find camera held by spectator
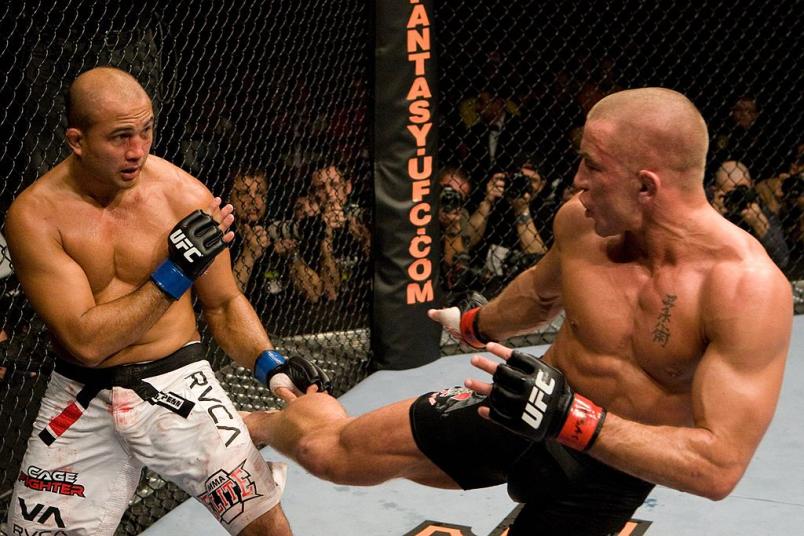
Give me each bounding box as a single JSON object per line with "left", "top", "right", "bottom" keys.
{"left": 440, "top": 186, "right": 464, "bottom": 214}
{"left": 721, "top": 184, "right": 759, "bottom": 222}
{"left": 713, "top": 160, "right": 790, "bottom": 268}
{"left": 267, "top": 217, "right": 326, "bottom": 243}
{"left": 504, "top": 170, "right": 532, "bottom": 201}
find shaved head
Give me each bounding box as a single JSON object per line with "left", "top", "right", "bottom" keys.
{"left": 66, "top": 67, "right": 151, "bottom": 130}
{"left": 587, "top": 88, "right": 709, "bottom": 177}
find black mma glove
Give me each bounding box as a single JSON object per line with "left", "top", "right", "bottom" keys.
{"left": 151, "top": 210, "right": 228, "bottom": 300}
{"left": 254, "top": 350, "right": 332, "bottom": 395}
{"left": 488, "top": 350, "right": 606, "bottom": 451}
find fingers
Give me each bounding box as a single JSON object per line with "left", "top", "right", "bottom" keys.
{"left": 274, "top": 386, "right": 299, "bottom": 402}
{"left": 464, "top": 376, "right": 493, "bottom": 397}
{"left": 470, "top": 355, "right": 500, "bottom": 375}
{"left": 207, "top": 196, "right": 236, "bottom": 242}
{"left": 207, "top": 196, "right": 221, "bottom": 217}
{"left": 477, "top": 406, "right": 491, "bottom": 420}
{"left": 486, "top": 341, "right": 514, "bottom": 360}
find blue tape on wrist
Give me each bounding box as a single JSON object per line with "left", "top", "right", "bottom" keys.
{"left": 254, "top": 350, "right": 287, "bottom": 385}
{"left": 151, "top": 260, "right": 193, "bottom": 300}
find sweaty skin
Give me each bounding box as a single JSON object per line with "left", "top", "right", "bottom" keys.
{"left": 246, "top": 88, "right": 792, "bottom": 504}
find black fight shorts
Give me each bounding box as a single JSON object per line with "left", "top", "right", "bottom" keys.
{"left": 410, "top": 387, "right": 655, "bottom": 536}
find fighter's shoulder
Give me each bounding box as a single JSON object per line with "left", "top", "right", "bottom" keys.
{"left": 702, "top": 243, "right": 791, "bottom": 321}
{"left": 144, "top": 156, "right": 214, "bottom": 212}
{"left": 552, "top": 196, "right": 594, "bottom": 243}
{"left": 5, "top": 177, "right": 60, "bottom": 238}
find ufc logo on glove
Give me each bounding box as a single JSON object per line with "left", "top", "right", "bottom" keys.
{"left": 169, "top": 229, "right": 203, "bottom": 262}
{"left": 521, "top": 371, "right": 555, "bottom": 430}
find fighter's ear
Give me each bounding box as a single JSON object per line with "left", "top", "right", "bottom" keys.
{"left": 65, "top": 127, "right": 83, "bottom": 156}
{"left": 637, "top": 169, "right": 659, "bottom": 202}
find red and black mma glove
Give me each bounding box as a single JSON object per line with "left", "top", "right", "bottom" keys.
{"left": 455, "top": 291, "right": 491, "bottom": 350}
{"left": 254, "top": 350, "right": 333, "bottom": 395}
{"left": 488, "top": 350, "right": 606, "bottom": 451}
{"left": 151, "top": 210, "right": 228, "bottom": 300}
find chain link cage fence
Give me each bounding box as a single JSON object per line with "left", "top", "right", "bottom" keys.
{"left": 0, "top": 0, "right": 802, "bottom": 533}
{"left": 435, "top": 0, "right": 804, "bottom": 337}
{"left": 0, "top": 1, "right": 371, "bottom": 533}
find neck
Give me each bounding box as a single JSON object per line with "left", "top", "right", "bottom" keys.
{"left": 66, "top": 155, "right": 129, "bottom": 207}
{"left": 626, "top": 190, "right": 715, "bottom": 266}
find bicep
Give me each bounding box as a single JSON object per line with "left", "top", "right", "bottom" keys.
{"left": 194, "top": 247, "right": 243, "bottom": 310}
{"left": 693, "top": 278, "right": 791, "bottom": 462}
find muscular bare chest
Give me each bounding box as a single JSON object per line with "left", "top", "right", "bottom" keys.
{"left": 560, "top": 245, "right": 706, "bottom": 383}
{"left": 58, "top": 193, "right": 175, "bottom": 296}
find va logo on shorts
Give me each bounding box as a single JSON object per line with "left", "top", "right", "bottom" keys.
{"left": 199, "top": 460, "right": 262, "bottom": 525}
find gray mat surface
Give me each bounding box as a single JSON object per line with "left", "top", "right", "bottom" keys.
{"left": 144, "top": 315, "right": 804, "bottom": 535}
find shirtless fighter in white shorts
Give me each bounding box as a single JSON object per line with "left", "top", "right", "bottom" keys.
{"left": 2, "top": 67, "right": 329, "bottom": 536}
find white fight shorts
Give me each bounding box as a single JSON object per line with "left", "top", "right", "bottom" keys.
{"left": 4, "top": 343, "right": 285, "bottom": 536}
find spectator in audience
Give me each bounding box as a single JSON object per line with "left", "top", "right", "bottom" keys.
{"left": 437, "top": 167, "right": 504, "bottom": 302}
{"left": 229, "top": 169, "right": 271, "bottom": 289}
{"left": 576, "top": 56, "right": 622, "bottom": 119}
{"left": 518, "top": 66, "right": 585, "bottom": 196}
{"left": 755, "top": 142, "right": 804, "bottom": 215}
{"left": 470, "top": 161, "right": 551, "bottom": 298}
{"left": 438, "top": 167, "right": 505, "bottom": 263}
{"left": 712, "top": 160, "right": 790, "bottom": 268}
{"left": 710, "top": 95, "right": 787, "bottom": 183}
{"left": 275, "top": 165, "right": 370, "bottom": 305}
{"left": 455, "top": 49, "right": 520, "bottom": 130}
{"left": 770, "top": 148, "right": 804, "bottom": 277}
{"left": 778, "top": 173, "right": 803, "bottom": 276}
{"left": 455, "top": 90, "right": 537, "bottom": 192}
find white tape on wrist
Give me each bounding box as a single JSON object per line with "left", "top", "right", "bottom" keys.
{"left": 269, "top": 373, "right": 299, "bottom": 396}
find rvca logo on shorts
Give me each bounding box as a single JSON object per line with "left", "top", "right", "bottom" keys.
{"left": 185, "top": 370, "right": 241, "bottom": 447}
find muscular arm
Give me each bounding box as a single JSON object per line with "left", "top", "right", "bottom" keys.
{"left": 475, "top": 202, "right": 574, "bottom": 340}
{"left": 588, "top": 263, "right": 792, "bottom": 499}
{"left": 196, "top": 247, "right": 274, "bottom": 369}
{"left": 4, "top": 202, "right": 173, "bottom": 366}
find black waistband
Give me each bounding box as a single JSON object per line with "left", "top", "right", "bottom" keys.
{"left": 54, "top": 343, "right": 206, "bottom": 389}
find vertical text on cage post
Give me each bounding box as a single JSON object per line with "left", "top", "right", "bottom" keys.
{"left": 405, "top": 0, "right": 435, "bottom": 305}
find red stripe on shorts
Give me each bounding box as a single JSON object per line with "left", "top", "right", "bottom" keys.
{"left": 49, "top": 402, "right": 84, "bottom": 437}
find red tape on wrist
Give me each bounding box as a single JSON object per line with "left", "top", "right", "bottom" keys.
{"left": 557, "top": 394, "right": 607, "bottom": 451}
{"left": 459, "top": 307, "right": 488, "bottom": 349}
